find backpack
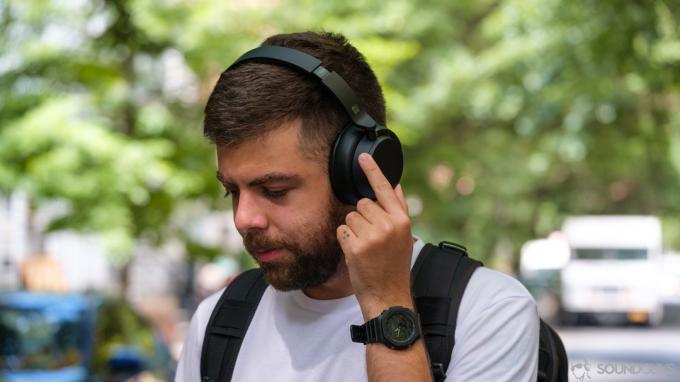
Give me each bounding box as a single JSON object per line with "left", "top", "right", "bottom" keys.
{"left": 200, "top": 241, "right": 568, "bottom": 382}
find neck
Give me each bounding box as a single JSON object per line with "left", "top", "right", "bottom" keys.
{"left": 302, "top": 258, "right": 353, "bottom": 300}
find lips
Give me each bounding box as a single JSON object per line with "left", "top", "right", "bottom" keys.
{"left": 255, "top": 248, "right": 283, "bottom": 263}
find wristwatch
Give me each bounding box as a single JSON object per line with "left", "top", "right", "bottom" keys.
{"left": 350, "top": 306, "right": 421, "bottom": 350}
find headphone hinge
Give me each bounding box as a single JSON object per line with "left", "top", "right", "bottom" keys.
{"left": 366, "top": 127, "right": 377, "bottom": 140}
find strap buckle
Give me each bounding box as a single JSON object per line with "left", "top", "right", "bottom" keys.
{"left": 438, "top": 241, "right": 468, "bottom": 255}
{"left": 431, "top": 362, "right": 447, "bottom": 381}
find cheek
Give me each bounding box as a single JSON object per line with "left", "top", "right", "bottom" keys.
{"left": 283, "top": 206, "right": 319, "bottom": 228}
{"left": 275, "top": 194, "right": 334, "bottom": 231}
{"left": 293, "top": 179, "right": 334, "bottom": 211}
{"left": 265, "top": 201, "right": 312, "bottom": 233}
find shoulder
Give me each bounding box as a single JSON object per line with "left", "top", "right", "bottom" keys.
{"left": 445, "top": 267, "right": 539, "bottom": 380}
{"left": 174, "top": 288, "right": 226, "bottom": 381}
{"left": 183, "top": 278, "right": 276, "bottom": 351}
{"left": 458, "top": 266, "right": 538, "bottom": 334}
{"left": 463, "top": 266, "right": 535, "bottom": 311}
{"left": 192, "top": 288, "right": 226, "bottom": 345}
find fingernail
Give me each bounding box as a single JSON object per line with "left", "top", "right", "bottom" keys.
{"left": 359, "top": 153, "right": 369, "bottom": 162}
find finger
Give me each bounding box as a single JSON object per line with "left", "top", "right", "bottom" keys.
{"left": 358, "top": 153, "right": 401, "bottom": 214}
{"left": 336, "top": 224, "right": 357, "bottom": 254}
{"left": 337, "top": 224, "right": 357, "bottom": 243}
{"left": 345, "top": 210, "right": 372, "bottom": 238}
{"left": 395, "top": 184, "right": 409, "bottom": 215}
{"left": 356, "top": 197, "right": 388, "bottom": 224}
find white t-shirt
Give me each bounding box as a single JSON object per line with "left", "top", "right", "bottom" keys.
{"left": 176, "top": 239, "right": 539, "bottom": 381}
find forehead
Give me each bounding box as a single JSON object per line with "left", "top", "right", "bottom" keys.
{"left": 216, "top": 119, "right": 322, "bottom": 182}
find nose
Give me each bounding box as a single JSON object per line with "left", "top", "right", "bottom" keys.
{"left": 233, "top": 191, "right": 268, "bottom": 234}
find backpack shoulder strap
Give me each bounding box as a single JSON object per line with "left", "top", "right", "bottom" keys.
{"left": 200, "top": 268, "right": 268, "bottom": 382}
{"left": 538, "top": 319, "right": 569, "bottom": 382}
{"left": 411, "top": 241, "right": 483, "bottom": 382}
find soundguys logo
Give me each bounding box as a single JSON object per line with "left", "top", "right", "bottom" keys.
{"left": 569, "top": 360, "right": 677, "bottom": 380}
{"left": 571, "top": 360, "right": 591, "bottom": 381}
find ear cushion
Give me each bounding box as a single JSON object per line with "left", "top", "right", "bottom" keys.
{"left": 330, "top": 124, "right": 363, "bottom": 204}
{"left": 330, "top": 124, "right": 403, "bottom": 205}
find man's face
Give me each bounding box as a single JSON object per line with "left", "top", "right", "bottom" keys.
{"left": 216, "top": 119, "right": 350, "bottom": 290}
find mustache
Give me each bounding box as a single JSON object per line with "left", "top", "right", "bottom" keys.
{"left": 243, "top": 232, "right": 291, "bottom": 254}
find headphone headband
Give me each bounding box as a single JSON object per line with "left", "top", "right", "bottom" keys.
{"left": 228, "top": 45, "right": 378, "bottom": 131}
{"left": 225, "top": 44, "right": 403, "bottom": 205}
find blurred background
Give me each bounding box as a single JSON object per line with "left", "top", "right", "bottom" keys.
{"left": 1, "top": 0, "right": 680, "bottom": 381}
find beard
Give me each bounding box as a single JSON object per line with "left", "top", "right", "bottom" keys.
{"left": 242, "top": 196, "right": 350, "bottom": 291}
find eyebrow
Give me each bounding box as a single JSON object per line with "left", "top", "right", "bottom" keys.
{"left": 216, "top": 171, "right": 303, "bottom": 188}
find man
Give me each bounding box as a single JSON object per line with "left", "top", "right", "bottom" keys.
{"left": 176, "top": 31, "right": 538, "bottom": 381}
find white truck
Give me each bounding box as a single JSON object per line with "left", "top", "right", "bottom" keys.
{"left": 560, "top": 215, "right": 664, "bottom": 326}
{"left": 519, "top": 234, "right": 571, "bottom": 323}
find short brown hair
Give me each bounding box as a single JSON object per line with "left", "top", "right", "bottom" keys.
{"left": 203, "top": 31, "right": 386, "bottom": 167}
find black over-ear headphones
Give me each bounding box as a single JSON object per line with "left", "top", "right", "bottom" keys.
{"left": 227, "top": 45, "right": 403, "bottom": 205}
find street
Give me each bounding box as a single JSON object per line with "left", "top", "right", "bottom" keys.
{"left": 558, "top": 310, "right": 680, "bottom": 382}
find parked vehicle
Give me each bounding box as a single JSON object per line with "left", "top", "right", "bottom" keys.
{"left": 519, "top": 234, "right": 570, "bottom": 323}
{"left": 660, "top": 252, "right": 680, "bottom": 306}
{"left": 560, "top": 215, "right": 664, "bottom": 326}
{"left": 0, "top": 291, "right": 174, "bottom": 382}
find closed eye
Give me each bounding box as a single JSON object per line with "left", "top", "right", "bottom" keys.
{"left": 262, "top": 189, "right": 288, "bottom": 199}
{"left": 221, "top": 187, "right": 288, "bottom": 200}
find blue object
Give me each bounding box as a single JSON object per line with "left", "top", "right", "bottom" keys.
{"left": 0, "top": 292, "right": 97, "bottom": 382}
{"left": 1, "top": 365, "right": 88, "bottom": 382}
{"left": 0, "top": 291, "right": 174, "bottom": 381}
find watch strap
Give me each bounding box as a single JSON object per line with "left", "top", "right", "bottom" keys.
{"left": 350, "top": 317, "right": 383, "bottom": 344}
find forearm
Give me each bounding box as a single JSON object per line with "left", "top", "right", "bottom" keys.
{"left": 366, "top": 337, "right": 433, "bottom": 382}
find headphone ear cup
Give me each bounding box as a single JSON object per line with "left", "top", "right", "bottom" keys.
{"left": 352, "top": 130, "right": 403, "bottom": 200}
{"left": 330, "top": 125, "right": 403, "bottom": 205}
{"left": 330, "top": 124, "right": 364, "bottom": 205}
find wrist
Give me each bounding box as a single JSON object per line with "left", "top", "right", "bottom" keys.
{"left": 351, "top": 306, "right": 422, "bottom": 350}
{"left": 359, "top": 292, "right": 414, "bottom": 320}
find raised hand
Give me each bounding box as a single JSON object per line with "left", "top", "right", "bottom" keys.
{"left": 337, "top": 153, "right": 414, "bottom": 319}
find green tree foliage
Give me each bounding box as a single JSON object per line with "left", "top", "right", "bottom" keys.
{"left": 1, "top": 0, "right": 679, "bottom": 269}
{"left": 0, "top": 0, "right": 220, "bottom": 263}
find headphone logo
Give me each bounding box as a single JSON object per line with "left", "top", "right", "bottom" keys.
{"left": 351, "top": 104, "right": 360, "bottom": 115}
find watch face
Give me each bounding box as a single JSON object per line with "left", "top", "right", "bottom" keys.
{"left": 385, "top": 311, "right": 415, "bottom": 344}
